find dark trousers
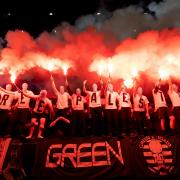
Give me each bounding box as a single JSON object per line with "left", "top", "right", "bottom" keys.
{"left": 13, "top": 108, "right": 31, "bottom": 137}
{"left": 155, "top": 107, "right": 170, "bottom": 132}
{"left": 104, "top": 109, "right": 118, "bottom": 136}
{"left": 90, "top": 107, "right": 103, "bottom": 136}
{"left": 71, "top": 110, "right": 86, "bottom": 136}
{"left": 56, "top": 108, "right": 68, "bottom": 118}
{"left": 0, "top": 109, "right": 11, "bottom": 136}
{"left": 174, "top": 107, "right": 180, "bottom": 132}
{"left": 121, "top": 107, "right": 131, "bottom": 134}
{"left": 133, "top": 111, "right": 151, "bottom": 134}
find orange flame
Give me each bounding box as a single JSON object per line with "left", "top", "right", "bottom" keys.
{"left": 98, "top": 63, "right": 105, "bottom": 76}
{"left": 158, "top": 68, "right": 169, "bottom": 79}
{"left": 62, "top": 65, "right": 68, "bottom": 76}
{"left": 131, "top": 68, "right": 138, "bottom": 78}
{"left": 107, "top": 63, "right": 113, "bottom": 73}
{"left": 47, "top": 62, "right": 55, "bottom": 72}
{"left": 10, "top": 72, "right": 16, "bottom": 83}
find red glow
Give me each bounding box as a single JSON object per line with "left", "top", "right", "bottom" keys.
{"left": 0, "top": 28, "right": 180, "bottom": 84}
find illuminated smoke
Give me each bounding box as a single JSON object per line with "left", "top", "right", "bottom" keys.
{"left": 0, "top": 0, "right": 180, "bottom": 92}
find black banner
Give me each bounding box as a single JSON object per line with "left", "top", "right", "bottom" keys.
{"left": 1, "top": 136, "right": 180, "bottom": 179}
{"left": 132, "top": 135, "right": 180, "bottom": 177}
{"left": 32, "top": 137, "right": 134, "bottom": 180}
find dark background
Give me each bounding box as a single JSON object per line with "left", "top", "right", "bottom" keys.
{"left": 0, "top": 0, "right": 163, "bottom": 37}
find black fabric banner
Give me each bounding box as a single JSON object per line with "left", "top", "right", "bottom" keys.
{"left": 1, "top": 136, "right": 180, "bottom": 179}
{"left": 32, "top": 137, "right": 134, "bottom": 180}
{"left": 132, "top": 135, "right": 180, "bottom": 177}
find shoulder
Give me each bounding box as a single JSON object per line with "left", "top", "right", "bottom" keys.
{"left": 28, "top": 90, "right": 34, "bottom": 95}
{"left": 46, "top": 98, "right": 51, "bottom": 103}
{"left": 14, "top": 91, "right": 20, "bottom": 95}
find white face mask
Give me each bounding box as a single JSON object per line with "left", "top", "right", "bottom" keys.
{"left": 137, "top": 87, "right": 143, "bottom": 95}
{"left": 92, "top": 84, "right": 97, "bottom": 92}
{"left": 76, "top": 88, "right": 81, "bottom": 95}
{"left": 108, "top": 84, "right": 113, "bottom": 92}
{"left": 22, "top": 83, "right": 28, "bottom": 91}
{"left": 172, "top": 84, "right": 178, "bottom": 92}
{"left": 60, "top": 86, "right": 65, "bottom": 93}
{"left": 6, "top": 84, "right": 12, "bottom": 91}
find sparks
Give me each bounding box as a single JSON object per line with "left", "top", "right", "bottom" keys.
{"left": 62, "top": 65, "right": 68, "bottom": 76}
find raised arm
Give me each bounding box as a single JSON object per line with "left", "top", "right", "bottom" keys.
{"left": 50, "top": 75, "right": 59, "bottom": 96}
{"left": 132, "top": 79, "right": 138, "bottom": 97}
{"left": 83, "top": 80, "right": 89, "bottom": 94}
{"left": 145, "top": 102, "right": 150, "bottom": 119}
{"left": 154, "top": 79, "right": 161, "bottom": 94}
{"left": 168, "top": 77, "right": 173, "bottom": 94}
{"left": 15, "top": 86, "right": 38, "bottom": 99}
{"left": 0, "top": 86, "right": 15, "bottom": 95}
{"left": 100, "top": 80, "right": 105, "bottom": 96}
{"left": 47, "top": 100, "right": 54, "bottom": 113}
{"left": 50, "top": 116, "right": 70, "bottom": 127}
{"left": 65, "top": 79, "right": 73, "bottom": 96}
{"left": 23, "top": 91, "right": 38, "bottom": 99}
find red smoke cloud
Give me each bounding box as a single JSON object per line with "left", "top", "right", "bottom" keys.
{"left": 0, "top": 27, "right": 180, "bottom": 93}
{"left": 90, "top": 28, "right": 180, "bottom": 83}
{"left": 0, "top": 28, "right": 115, "bottom": 83}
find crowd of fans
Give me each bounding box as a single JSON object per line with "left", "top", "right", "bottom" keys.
{"left": 0, "top": 75, "right": 180, "bottom": 139}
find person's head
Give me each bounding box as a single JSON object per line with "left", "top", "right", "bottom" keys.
{"left": 137, "top": 87, "right": 143, "bottom": 95}
{"left": 76, "top": 88, "right": 81, "bottom": 95}
{"left": 40, "top": 90, "right": 47, "bottom": 98}
{"left": 6, "top": 84, "right": 12, "bottom": 91}
{"left": 59, "top": 86, "right": 65, "bottom": 94}
{"left": 121, "top": 84, "right": 127, "bottom": 93}
{"left": 107, "top": 83, "right": 113, "bottom": 92}
{"left": 172, "top": 84, "right": 178, "bottom": 92}
{"left": 92, "top": 83, "right": 98, "bottom": 92}
{"left": 22, "top": 83, "right": 28, "bottom": 91}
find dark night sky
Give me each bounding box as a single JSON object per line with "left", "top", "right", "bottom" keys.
{"left": 0, "top": 0, "right": 163, "bottom": 37}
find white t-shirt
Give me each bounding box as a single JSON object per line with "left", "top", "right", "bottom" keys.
{"left": 105, "top": 91, "right": 119, "bottom": 109}
{"left": 168, "top": 90, "right": 180, "bottom": 107}
{"left": 72, "top": 94, "right": 86, "bottom": 110}
{"left": 133, "top": 94, "right": 149, "bottom": 112}
{"left": 0, "top": 91, "right": 15, "bottom": 110}
{"left": 88, "top": 91, "right": 101, "bottom": 108}
{"left": 152, "top": 88, "right": 167, "bottom": 109}
{"left": 56, "top": 92, "right": 70, "bottom": 109}
{"left": 34, "top": 97, "right": 51, "bottom": 113}
{"left": 119, "top": 92, "right": 131, "bottom": 108}
{"left": 15, "top": 90, "right": 34, "bottom": 109}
